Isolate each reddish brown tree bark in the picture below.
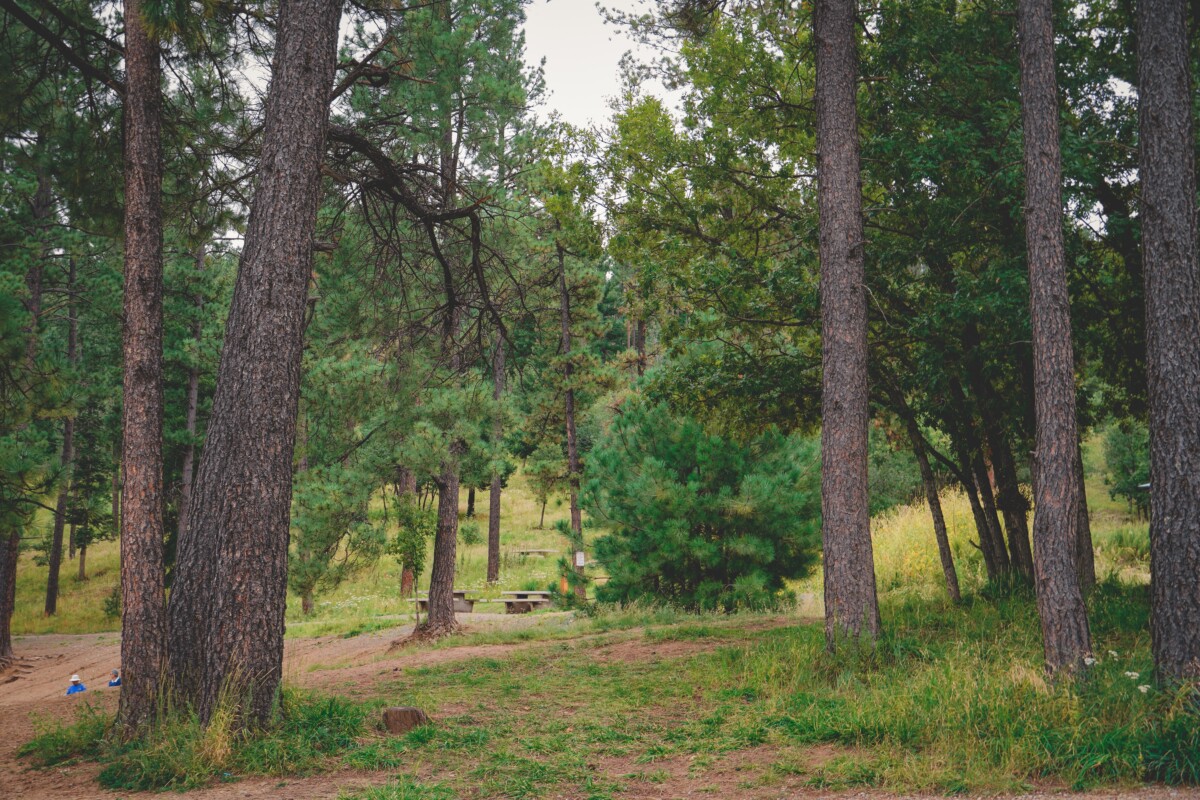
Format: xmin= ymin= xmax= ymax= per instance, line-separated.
xmin=1018 ymin=0 xmax=1092 ymax=673
xmin=1138 ymin=0 xmax=1200 ymax=682
xmin=167 ymin=0 xmax=343 ymax=725
xmin=117 ymin=0 xmax=167 ymax=733
xmin=814 ymin=0 xmax=879 ymax=648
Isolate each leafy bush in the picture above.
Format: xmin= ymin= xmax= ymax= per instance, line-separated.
xmin=583 ymin=401 xmax=820 ymax=612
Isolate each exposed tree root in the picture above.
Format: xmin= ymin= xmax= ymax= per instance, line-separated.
xmin=389 ymin=620 xmax=460 ymax=651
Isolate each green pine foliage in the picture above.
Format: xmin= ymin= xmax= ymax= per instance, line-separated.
xmin=1103 ymin=419 xmax=1150 ymax=516
xmin=584 ymin=401 xmax=820 ymax=612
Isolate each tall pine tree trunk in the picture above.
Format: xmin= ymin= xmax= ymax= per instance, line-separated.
xmin=176 ymin=243 xmax=205 ymax=545
xmin=487 ymin=336 xmax=505 ymax=583
xmin=46 ymin=260 xmax=78 ymax=616
xmin=1138 ymin=0 xmax=1200 ymax=682
xmin=118 ymin=0 xmax=167 ymax=732
xmin=168 ymin=0 xmax=342 ymax=725
xmin=811 ymin=0 xmax=878 ymax=652
xmin=558 ymin=245 xmax=586 ymax=599
xmin=814 ymin=0 xmax=878 ymax=649
xmin=1018 ymin=0 xmax=1092 ymax=673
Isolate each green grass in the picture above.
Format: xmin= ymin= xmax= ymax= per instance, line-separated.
xmin=19 ymin=441 xmax=1192 ymax=795
xmin=22 ymin=583 xmax=1200 ymax=794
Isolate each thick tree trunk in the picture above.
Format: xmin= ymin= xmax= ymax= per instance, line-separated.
xmin=1139 ymin=0 xmax=1200 ymax=682
xmin=176 ymin=243 xmax=204 ymax=545
xmin=117 ymin=0 xmax=167 ymax=734
xmin=487 ymin=336 xmax=505 ymax=584
xmin=815 ymin=0 xmax=879 ymax=649
xmin=46 ymin=259 xmax=78 ymax=616
xmin=1018 ymin=0 xmax=1092 ymax=673
xmin=167 ymin=0 xmax=343 ymax=725
xmin=558 ymin=246 xmax=586 ymax=599
xmin=424 ymin=450 xmax=463 ymax=634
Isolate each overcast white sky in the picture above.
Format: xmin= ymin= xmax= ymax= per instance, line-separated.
xmin=522 ymin=0 xmax=666 ymax=128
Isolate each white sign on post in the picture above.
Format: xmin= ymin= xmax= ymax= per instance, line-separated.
xmin=574 ymin=551 xmax=586 ymax=568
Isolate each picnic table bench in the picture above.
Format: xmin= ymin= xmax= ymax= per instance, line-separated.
xmin=497 ymin=596 xmax=552 ymax=614
xmin=415 ymin=590 xmax=475 ymax=614
xmin=513 ymin=548 xmax=557 ymax=557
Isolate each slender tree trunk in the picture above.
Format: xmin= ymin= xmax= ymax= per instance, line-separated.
xmin=814 ymin=0 xmax=878 ymax=649
xmin=964 ymin=348 xmax=1035 ymax=579
xmin=539 ymin=500 xmax=546 ymax=530
xmin=1139 ymin=0 xmax=1200 ymax=682
xmin=466 ymin=487 xmax=475 ymax=518
xmin=176 ymin=243 xmax=205 ymax=545
xmin=78 ymin=540 xmax=87 ymax=581
xmin=111 ymin=452 xmax=121 ymax=540
xmin=1075 ymin=439 xmax=1095 ymax=591
xmin=167 ymin=0 xmax=343 ymax=725
xmin=1018 ymin=0 xmax=1092 ymax=673
xmin=116 ymin=0 xmax=167 ymax=733
xmin=487 ymin=336 xmax=505 ymax=583
xmin=889 ymin=388 xmax=960 ymax=602
xmin=396 ymin=469 xmax=417 ymax=595
xmin=634 ymin=318 xmax=646 ymax=377
xmin=558 ymin=245 xmax=586 ymax=599
xmin=46 ymin=260 xmax=78 ymax=616
xmin=973 ymin=455 xmax=1012 ymax=576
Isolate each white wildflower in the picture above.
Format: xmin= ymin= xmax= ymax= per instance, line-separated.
xmin=1138 ymin=685 xmax=1151 ymax=694
xmin=1108 ymin=650 xmax=1118 ymax=658
xmin=1083 ymin=656 xmax=1097 ymax=666
xmin=1124 ymin=671 xmax=1140 ymax=679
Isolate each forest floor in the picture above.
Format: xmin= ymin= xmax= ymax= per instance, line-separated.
xmin=4 ymin=446 xmax=1178 ymax=798
xmin=4 ymin=607 xmax=1198 ymax=800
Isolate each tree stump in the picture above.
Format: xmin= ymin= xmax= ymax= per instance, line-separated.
xmin=382 ymin=706 xmax=430 ymax=735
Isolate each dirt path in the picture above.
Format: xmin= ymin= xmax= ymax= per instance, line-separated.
xmin=3 ymin=616 xmax=1200 ymax=800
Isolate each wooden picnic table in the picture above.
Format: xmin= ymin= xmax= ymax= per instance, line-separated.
xmin=514 ymin=548 xmax=556 ymax=557
xmin=501 ymin=590 xmax=552 ymax=600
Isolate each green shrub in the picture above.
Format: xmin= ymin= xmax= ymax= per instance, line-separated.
xmin=584 ymin=401 xmax=820 ymax=612
xmin=1103 ymin=419 xmax=1149 ymax=516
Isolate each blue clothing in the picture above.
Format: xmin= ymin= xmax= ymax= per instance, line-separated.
xmin=108 ymin=677 xmax=121 ymax=687
xmin=66 ymin=683 xmax=86 ymax=695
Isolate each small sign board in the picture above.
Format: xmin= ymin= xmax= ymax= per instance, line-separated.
xmin=574 ymin=550 xmax=586 ymax=568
